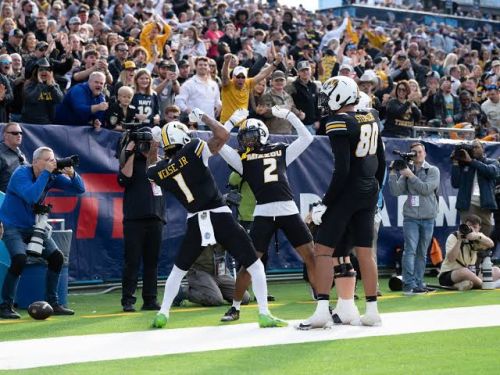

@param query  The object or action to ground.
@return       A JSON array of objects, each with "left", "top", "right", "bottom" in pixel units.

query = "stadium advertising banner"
[{"left": 3, "top": 124, "right": 499, "bottom": 282}]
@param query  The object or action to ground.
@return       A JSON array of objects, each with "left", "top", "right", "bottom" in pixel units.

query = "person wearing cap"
[
  {"left": 390, "top": 52, "right": 415, "bottom": 82},
  {"left": 153, "top": 60, "right": 180, "bottom": 120},
  {"left": 175, "top": 56, "right": 221, "bottom": 128},
  {"left": 421, "top": 71, "right": 441, "bottom": 121},
  {"left": 139, "top": 15, "right": 171, "bottom": 63},
  {"left": 5, "top": 29, "right": 23, "bottom": 55},
  {"left": 176, "top": 59, "right": 191, "bottom": 85},
  {"left": 259, "top": 70, "right": 302, "bottom": 135},
  {"left": 109, "top": 42, "right": 129, "bottom": 83},
  {"left": 481, "top": 85, "right": 500, "bottom": 128},
  {"left": 287, "top": 60, "right": 319, "bottom": 134},
  {"left": 0, "top": 53, "right": 13, "bottom": 123},
  {"left": 21, "top": 58, "right": 63, "bottom": 124},
  {"left": 220, "top": 52, "right": 283, "bottom": 124},
  {"left": 77, "top": 4, "right": 89, "bottom": 24},
  {"left": 68, "top": 16, "right": 82, "bottom": 34},
  {"left": 357, "top": 71, "right": 382, "bottom": 112},
  {"left": 205, "top": 18, "right": 224, "bottom": 59}
]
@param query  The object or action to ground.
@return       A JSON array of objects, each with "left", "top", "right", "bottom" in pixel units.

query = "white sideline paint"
[{"left": 1, "top": 305, "right": 500, "bottom": 370}]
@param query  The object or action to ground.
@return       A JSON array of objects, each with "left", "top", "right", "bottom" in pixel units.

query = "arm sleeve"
[
  {"left": 322, "top": 135, "right": 350, "bottom": 206},
  {"left": 285, "top": 113, "right": 313, "bottom": 166},
  {"left": 52, "top": 172, "right": 86, "bottom": 194},
  {"left": 387, "top": 99, "right": 411, "bottom": 118},
  {"left": 388, "top": 173, "right": 408, "bottom": 196},
  {"left": 10, "top": 170, "right": 52, "bottom": 205},
  {"left": 470, "top": 159, "right": 499, "bottom": 179},
  {"left": 451, "top": 164, "right": 461, "bottom": 189},
  {"left": 407, "top": 167, "right": 440, "bottom": 196},
  {"left": 218, "top": 145, "right": 243, "bottom": 175}
]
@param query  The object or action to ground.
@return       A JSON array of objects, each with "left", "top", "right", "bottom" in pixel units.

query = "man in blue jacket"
[
  {"left": 0, "top": 147, "right": 85, "bottom": 319},
  {"left": 55, "top": 71, "right": 108, "bottom": 128},
  {"left": 451, "top": 140, "right": 500, "bottom": 237}
]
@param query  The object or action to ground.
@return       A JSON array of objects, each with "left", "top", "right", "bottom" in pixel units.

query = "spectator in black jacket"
[
  {"left": 0, "top": 56, "right": 13, "bottom": 123},
  {"left": 105, "top": 86, "right": 138, "bottom": 130},
  {"left": 287, "top": 60, "right": 320, "bottom": 134},
  {"left": 382, "top": 80, "right": 422, "bottom": 138},
  {"left": 21, "top": 58, "right": 63, "bottom": 124},
  {"left": 108, "top": 42, "right": 129, "bottom": 83}
]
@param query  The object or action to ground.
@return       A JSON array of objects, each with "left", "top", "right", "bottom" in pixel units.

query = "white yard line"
[{"left": 1, "top": 305, "right": 500, "bottom": 370}]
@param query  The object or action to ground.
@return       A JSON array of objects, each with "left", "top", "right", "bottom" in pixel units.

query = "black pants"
[{"left": 121, "top": 219, "right": 163, "bottom": 306}]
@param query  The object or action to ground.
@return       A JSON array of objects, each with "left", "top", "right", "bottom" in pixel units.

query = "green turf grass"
[
  {"left": 1, "top": 278, "right": 499, "bottom": 343},
  {"left": 4, "top": 326, "right": 500, "bottom": 375}
]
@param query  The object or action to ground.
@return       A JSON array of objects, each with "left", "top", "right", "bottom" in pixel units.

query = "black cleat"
[
  {"left": 50, "top": 303, "right": 75, "bottom": 315},
  {"left": 0, "top": 303, "right": 21, "bottom": 319},
  {"left": 221, "top": 306, "right": 240, "bottom": 322},
  {"left": 123, "top": 303, "right": 136, "bottom": 312},
  {"left": 141, "top": 302, "right": 161, "bottom": 311}
]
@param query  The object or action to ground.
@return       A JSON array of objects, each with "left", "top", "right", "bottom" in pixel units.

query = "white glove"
[
  {"left": 151, "top": 126, "right": 162, "bottom": 143},
  {"left": 311, "top": 203, "right": 327, "bottom": 225},
  {"left": 272, "top": 105, "right": 292, "bottom": 120},
  {"left": 229, "top": 108, "right": 249, "bottom": 126},
  {"left": 189, "top": 108, "right": 205, "bottom": 124}
]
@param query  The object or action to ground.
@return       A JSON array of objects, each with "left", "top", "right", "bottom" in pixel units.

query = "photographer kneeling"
[
  {"left": 0, "top": 147, "right": 85, "bottom": 319},
  {"left": 438, "top": 215, "right": 500, "bottom": 290}
]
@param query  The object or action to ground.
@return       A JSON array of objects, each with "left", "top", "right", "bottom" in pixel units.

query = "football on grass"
[{"left": 28, "top": 301, "right": 53, "bottom": 320}]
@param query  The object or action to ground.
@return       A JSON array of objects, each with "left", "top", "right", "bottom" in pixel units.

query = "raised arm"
[{"left": 189, "top": 109, "right": 229, "bottom": 155}]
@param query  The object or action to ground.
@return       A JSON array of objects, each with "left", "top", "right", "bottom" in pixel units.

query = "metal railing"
[{"left": 411, "top": 126, "right": 476, "bottom": 139}]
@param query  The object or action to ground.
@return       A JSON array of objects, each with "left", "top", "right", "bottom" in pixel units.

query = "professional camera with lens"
[
  {"left": 452, "top": 143, "right": 474, "bottom": 161},
  {"left": 55, "top": 155, "right": 79, "bottom": 171},
  {"left": 391, "top": 150, "right": 416, "bottom": 171},
  {"left": 116, "top": 123, "right": 153, "bottom": 162},
  {"left": 458, "top": 223, "right": 473, "bottom": 239},
  {"left": 26, "top": 204, "right": 53, "bottom": 256}
]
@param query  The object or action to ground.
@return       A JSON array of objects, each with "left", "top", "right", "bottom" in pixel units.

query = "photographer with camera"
[
  {"left": 389, "top": 142, "right": 440, "bottom": 295},
  {"left": 438, "top": 215, "right": 499, "bottom": 290},
  {"left": 451, "top": 140, "right": 500, "bottom": 237},
  {"left": 117, "top": 127, "right": 165, "bottom": 312},
  {"left": 0, "top": 147, "right": 85, "bottom": 319}
]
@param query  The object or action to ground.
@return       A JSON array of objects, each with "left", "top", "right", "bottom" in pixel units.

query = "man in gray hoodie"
[{"left": 389, "top": 142, "right": 440, "bottom": 296}]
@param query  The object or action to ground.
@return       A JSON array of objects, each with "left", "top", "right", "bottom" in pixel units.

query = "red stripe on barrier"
[
  {"left": 44, "top": 197, "right": 78, "bottom": 213},
  {"left": 81, "top": 174, "right": 123, "bottom": 193},
  {"left": 76, "top": 197, "right": 99, "bottom": 239},
  {"left": 112, "top": 198, "right": 123, "bottom": 239}
]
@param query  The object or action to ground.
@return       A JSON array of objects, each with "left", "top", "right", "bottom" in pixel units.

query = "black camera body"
[
  {"left": 56, "top": 155, "right": 79, "bottom": 170},
  {"left": 391, "top": 150, "right": 416, "bottom": 171},
  {"left": 117, "top": 123, "right": 153, "bottom": 162},
  {"left": 453, "top": 143, "right": 474, "bottom": 161},
  {"left": 32, "top": 203, "right": 52, "bottom": 215},
  {"left": 458, "top": 223, "right": 472, "bottom": 238}
]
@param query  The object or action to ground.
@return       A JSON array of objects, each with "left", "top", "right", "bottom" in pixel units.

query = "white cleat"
[
  {"left": 296, "top": 310, "right": 333, "bottom": 330},
  {"left": 331, "top": 305, "right": 361, "bottom": 326},
  {"left": 360, "top": 312, "right": 382, "bottom": 326}
]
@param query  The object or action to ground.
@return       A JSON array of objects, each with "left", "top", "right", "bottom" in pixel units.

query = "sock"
[
  {"left": 315, "top": 299, "right": 330, "bottom": 315},
  {"left": 365, "top": 301, "right": 379, "bottom": 315},
  {"left": 246, "top": 259, "right": 269, "bottom": 315},
  {"left": 316, "top": 294, "right": 330, "bottom": 301},
  {"left": 232, "top": 300, "right": 242, "bottom": 310},
  {"left": 159, "top": 265, "right": 188, "bottom": 317},
  {"left": 366, "top": 295, "right": 377, "bottom": 302},
  {"left": 337, "top": 297, "right": 356, "bottom": 311}
]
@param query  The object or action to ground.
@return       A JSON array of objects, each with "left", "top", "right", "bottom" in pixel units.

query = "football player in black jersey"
[
  {"left": 217, "top": 107, "right": 316, "bottom": 322},
  {"left": 147, "top": 108, "right": 287, "bottom": 329},
  {"left": 299, "top": 76, "right": 386, "bottom": 329}
]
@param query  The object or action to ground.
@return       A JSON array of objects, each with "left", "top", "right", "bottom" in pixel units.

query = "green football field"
[{"left": 1, "top": 278, "right": 500, "bottom": 374}]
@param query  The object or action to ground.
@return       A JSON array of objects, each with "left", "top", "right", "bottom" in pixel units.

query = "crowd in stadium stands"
[{"left": 0, "top": 0, "right": 495, "bottom": 139}]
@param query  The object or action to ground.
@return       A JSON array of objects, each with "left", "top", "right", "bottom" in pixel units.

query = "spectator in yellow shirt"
[
  {"left": 139, "top": 18, "right": 171, "bottom": 63},
  {"left": 219, "top": 53, "right": 282, "bottom": 124}
]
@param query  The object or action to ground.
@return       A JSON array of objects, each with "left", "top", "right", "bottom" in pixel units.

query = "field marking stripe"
[{"left": 1, "top": 305, "right": 500, "bottom": 370}]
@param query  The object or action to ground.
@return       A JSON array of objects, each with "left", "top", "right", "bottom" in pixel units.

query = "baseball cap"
[
  {"left": 78, "top": 5, "right": 89, "bottom": 13},
  {"left": 36, "top": 41, "right": 49, "bottom": 50},
  {"left": 209, "top": 18, "right": 218, "bottom": 24},
  {"left": 69, "top": 16, "right": 81, "bottom": 25},
  {"left": 178, "top": 59, "right": 190, "bottom": 68},
  {"left": 9, "top": 29, "right": 23, "bottom": 38},
  {"left": 491, "top": 60, "right": 500, "bottom": 68},
  {"left": 359, "top": 71, "right": 377, "bottom": 83},
  {"left": 426, "top": 71, "right": 440, "bottom": 79},
  {"left": 143, "top": 7, "right": 154, "bottom": 14},
  {"left": 339, "top": 64, "right": 354, "bottom": 73},
  {"left": 297, "top": 60, "right": 310, "bottom": 71},
  {"left": 485, "top": 84, "right": 498, "bottom": 90},
  {"left": 271, "top": 70, "right": 286, "bottom": 80},
  {"left": 123, "top": 60, "right": 136, "bottom": 70},
  {"left": 233, "top": 66, "right": 248, "bottom": 78},
  {"left": 375, "top": 26, "right": 385, "bottom": 33}
]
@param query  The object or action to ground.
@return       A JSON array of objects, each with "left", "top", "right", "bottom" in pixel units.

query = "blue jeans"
[
  {"left": 402, "top": 218, "right": 435, "bottom": 291},
  {"left": 1, "top": 226, "right": 60, "bottom": 305}
]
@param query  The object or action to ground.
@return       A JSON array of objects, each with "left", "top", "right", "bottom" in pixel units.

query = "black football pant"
[{"left": 121, "top": 219, "right": 163, "bottom": 306}]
